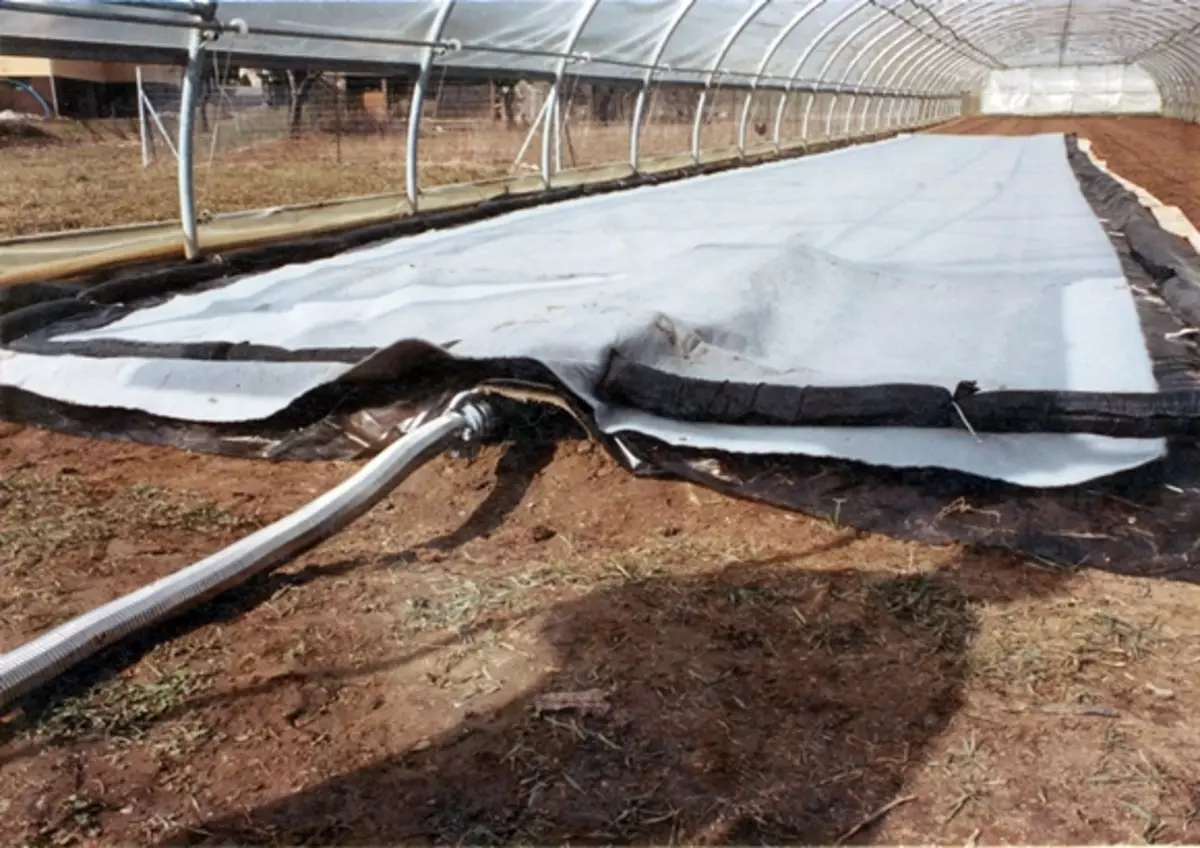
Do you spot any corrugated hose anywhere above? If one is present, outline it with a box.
[0,393,495,709]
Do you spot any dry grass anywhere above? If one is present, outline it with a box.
[0,117,696,238]
[1,98,867,238]
[0,121,505,238]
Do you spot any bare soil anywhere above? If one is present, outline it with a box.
[2,116,1200,845]
[932,115,1200,227]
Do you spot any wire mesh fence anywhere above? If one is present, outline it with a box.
[0,57,957,241]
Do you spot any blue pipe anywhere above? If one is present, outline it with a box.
[0,78,54,118]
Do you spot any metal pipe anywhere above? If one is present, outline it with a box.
[735,0,829,155]
[877,28,973,130]
[861,0,1001,134]
[773,0,872,147]
[848,0,982,136]
[836,13,920,138]
[630,0,697,171]
[48,72,59,118]
[806,0,883,140]
[814,4,896,141]
[144,88,181,162]
[511,94,553,172]
[405,0,457,210]
[0,398,493,709]
[541,0,603,186]
[0,0,973,102]
[177,25,205,260]
[0,78,53,118]
[879,0,1006,69]
[691,0,774,163]
[553,93,564,172]
[136,66,152,168]
[6,0,1198,101]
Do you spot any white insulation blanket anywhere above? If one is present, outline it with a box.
[0,133,1164,486]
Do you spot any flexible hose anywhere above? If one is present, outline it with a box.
[0,78,53,118]
[0,397,493,709]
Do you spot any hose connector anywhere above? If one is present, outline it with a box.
[446,393,496,459]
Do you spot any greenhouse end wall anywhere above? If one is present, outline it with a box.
[981,66,1163,116]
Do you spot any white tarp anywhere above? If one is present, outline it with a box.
[981,66,1162,116]
[0,133,1165,486]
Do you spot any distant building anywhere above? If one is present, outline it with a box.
[0,56,179,118]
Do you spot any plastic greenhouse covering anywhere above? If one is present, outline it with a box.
[0,0,1198,118]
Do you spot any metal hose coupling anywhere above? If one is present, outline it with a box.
[446,392,497,460]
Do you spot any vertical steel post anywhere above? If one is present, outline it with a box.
[178,25,205,260]
[773,0,868,147]
[691,0,774,163]
[405,0,457,211]
[136,66,152,167]
[541,0,603,186]
[734,0,829,155]
[630,0,697,171]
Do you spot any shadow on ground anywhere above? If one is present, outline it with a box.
[176,550,1068,845]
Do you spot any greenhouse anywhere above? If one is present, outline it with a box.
[2,3,1200,840]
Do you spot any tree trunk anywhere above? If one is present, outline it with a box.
[287,70,319,135]
[502,86,517,129]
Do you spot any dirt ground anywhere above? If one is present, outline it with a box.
[3,115,1200,845]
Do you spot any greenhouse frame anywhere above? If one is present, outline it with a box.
[2,0,1198,261]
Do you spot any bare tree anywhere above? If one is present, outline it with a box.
[285,70,322,135]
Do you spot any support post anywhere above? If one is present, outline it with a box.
[853,0,987,136]
[692,0,773,164]
[794,0,870,142]
[541,0,603,187]
[630,0,696,172]
[48,72,60,118]
[553,94,564,173]
[773,0,866,148]
[813,3,892,140]
[178,25,205,260]
[405,0,457,211]
[735,0,828,155]
[136,66,152,167]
